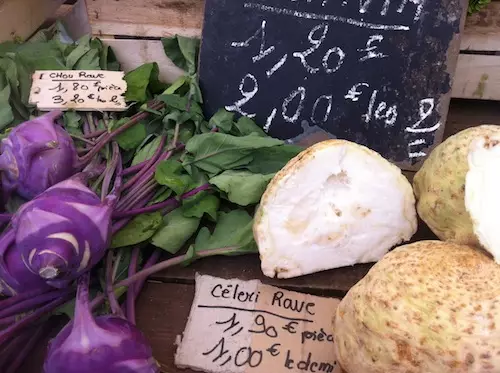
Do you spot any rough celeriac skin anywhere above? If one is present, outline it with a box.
[413,125,500,246]
[333,240,500,373]
[465,133,500,263]
[253,139,417,279]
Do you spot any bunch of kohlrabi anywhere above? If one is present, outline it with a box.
[0,30,303,373]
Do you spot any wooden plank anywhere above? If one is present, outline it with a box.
[461,1,500,51]
[452,54,500,100]
[87,0,204,38]
[88,0,500,53]
[0,0,66,42]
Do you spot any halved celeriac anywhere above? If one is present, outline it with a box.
[253,139,417,279]
[465,133,500,263]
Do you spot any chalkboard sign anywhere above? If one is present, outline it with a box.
[198,0,467,170]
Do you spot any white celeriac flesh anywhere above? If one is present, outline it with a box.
[253,140,417,278]
[465,134,500,263]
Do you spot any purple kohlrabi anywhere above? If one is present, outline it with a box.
[44,273,160,373]
[0,110,77,200]
[11,173,115,289]
[0,229,51,296]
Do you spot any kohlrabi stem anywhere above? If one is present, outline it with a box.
[83,114,91,135]
[106,251,124,318]
[0,327,31,371]
[0,213,12,223]
[83,129,106,139]
[5,323,48,373]
[0,294,73,346]
[134,250,161,297]
[112,183,211,219]
[70,134,96,146]
[86,112,96,133]
[0,288,72,319]
[90,246,239,310]
[77,101,164,166]
[101,142,121,200]
[115,179,157,212]
[0,315,16,326]
[0,288,51,311]
[122,135,167,191]
[121,161,146,177]
[126,247,140,325]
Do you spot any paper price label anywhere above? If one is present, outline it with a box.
[175,274,343,373]
[29,70,127,111]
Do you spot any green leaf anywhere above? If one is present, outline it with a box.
[161,36,200,74]
[210,170,274,206]
[74,48,100,70]
[63,111,81,128]
[65,35,91,69]
[164,75,187,95]
[0,81,13,129]
[111,212,163,248]
[182,193,219,220]
[243,144,303,174]
[232,116,267,137]
[158,94,203,117]
[154,159,194,195]
[151,208,200,254]
[124,62,166,102]
[185,210,257,264]
[163,109,195,127]
[209,109,234,132]
[131,136,163,166]
[189,76,203,103]
[116,122,147,151]
[149,186,173,205]
[183,132,283,175]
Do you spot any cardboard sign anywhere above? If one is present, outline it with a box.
[29,70,127,111]
[197,0,468,170]
[175,274,342,373]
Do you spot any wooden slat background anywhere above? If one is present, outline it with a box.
[0,0,66,42]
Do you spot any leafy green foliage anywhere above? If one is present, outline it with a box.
[210,170,274,206]
[155,159,194,195]
[151,209,200,254]
[124,62,167,103]
[468,0,490,13]
[111,212,163,248]
[184,210,257,264]
[183,132,283,175]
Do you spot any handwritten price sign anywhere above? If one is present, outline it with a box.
[198,0,467,170]
[175,274,342,373]
[29,70,127,111]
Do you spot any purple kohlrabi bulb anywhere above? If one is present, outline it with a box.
[0,229,51,296]
[44,273,160,373]
[0,110,78,200]
[11,174,114,289]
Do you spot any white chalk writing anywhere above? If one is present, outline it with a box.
[282,87,306,123]
[357,34,388,62]
[243,3,411,31]
[225,73,258,118]
[311,95,333,124]
[231,20,275,63]
[267,54,288,77]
